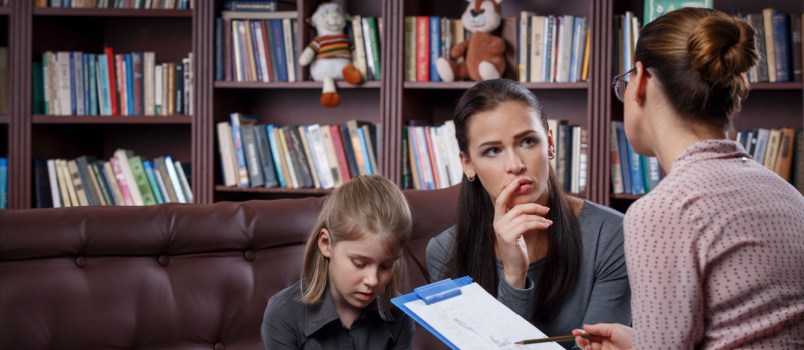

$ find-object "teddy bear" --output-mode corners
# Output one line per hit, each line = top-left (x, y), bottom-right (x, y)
(435, 0), (506, 82)
(298, 2), (363, 108)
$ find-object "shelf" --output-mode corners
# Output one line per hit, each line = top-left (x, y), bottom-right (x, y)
(750, 82), (804, 90)
(403, 81), (590, 90)
(33, 8), (192, 17)
(215, 185), (332, 195)
(0, 115), (8, 124)
(214, 81), (383, 89)
(32, 115), (192, 124)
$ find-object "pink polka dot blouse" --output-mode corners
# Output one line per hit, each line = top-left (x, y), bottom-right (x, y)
(624, 139), (804, 349)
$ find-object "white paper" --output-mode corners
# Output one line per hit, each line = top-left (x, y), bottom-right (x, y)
(406, 283), (564, 350)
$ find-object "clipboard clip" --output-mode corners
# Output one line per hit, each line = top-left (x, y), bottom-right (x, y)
(414, 277), (472, 305)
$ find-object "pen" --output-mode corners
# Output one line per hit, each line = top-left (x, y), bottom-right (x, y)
(515, 333), (598, 344)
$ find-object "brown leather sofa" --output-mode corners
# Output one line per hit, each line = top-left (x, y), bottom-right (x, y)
(0, 186), (459, 350)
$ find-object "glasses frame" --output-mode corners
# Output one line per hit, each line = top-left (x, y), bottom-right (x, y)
(612, 68), (635, 103)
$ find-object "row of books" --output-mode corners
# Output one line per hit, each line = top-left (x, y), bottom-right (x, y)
(403, 16), (466, 82)
(216, 12), (298, 83)
(609, 121), (663, 195)
(745, 10), (803, 83)
(516, 13), (590, 83)
(33, 150), (193, 209)
(217, 114), (379, 189)
(401, 120), (588, 194)
(345, 15), (383, 82)
(735, 127), (804, 185)
(0, 157), (6, 209)
(613, 11), (640, 77)
(35, 0), (193, 9)
(33, 50), (193, 116)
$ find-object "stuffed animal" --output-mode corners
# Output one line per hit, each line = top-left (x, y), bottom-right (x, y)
(299, 2), (363, 108)
(436, 0), (506, 82)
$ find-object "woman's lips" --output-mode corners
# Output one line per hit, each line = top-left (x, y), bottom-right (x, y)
(356, 292), (373, 301)
(514, 178), (532, 194)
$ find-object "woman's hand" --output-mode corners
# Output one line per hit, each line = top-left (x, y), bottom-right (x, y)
(493, 180), (552, 289)
(573, 323), (634, 350)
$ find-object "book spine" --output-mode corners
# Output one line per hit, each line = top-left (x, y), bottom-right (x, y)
(142, 160), (164, 204)
(366, 17), (382, 81)
(609, 123), (625, 194)
(270, 19), (288, 82)
(164, 155), (187, 203)
(416, 16), (430, 82)
(428, 16), (441, 82)
(90, 161), (114, 206)
(265, 125), (287, 188)
(143, 52), (155, 115)
(128, 156), (157, 205)
(772, 13), (792, 82)
(282, 18), (296, 82)
(329, 125), (352, 182)
(174, 160), (193, 203)
(627, 140), (644, 195)
(614, 123), (632, 194)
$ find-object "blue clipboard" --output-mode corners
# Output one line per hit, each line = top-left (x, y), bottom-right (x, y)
(391, 276), (473, 350)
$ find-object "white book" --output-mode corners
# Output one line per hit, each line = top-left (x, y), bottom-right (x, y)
(519, 11), (535, 82)
(307, 124), (334, 189)
(187, 53), (193, 116)
(442, 121), (464, 186)
(95, 57), (106, 116)
(47, 159), (62, 208)
(282, 18), (296, 83)
(152, 162), (171, 203)
(216, 122), (238, 187)
(113, 149), (144, 206)
(571, 125), (581, 193)
(74, 52), (86, 115)
(556, 15), (574, 83)
(47, 52), (58, 115)
(352, 15), (368, 81)
(318, 125), (343, 187)
(174, 160), (193, 204)
(164, 155), (187, 203)
(183, 57), (190, 115)
(144, 52), (156, 115)
(413, 126), (435, 190)
(529, 15), (546, 83)
(362, 17), (376, 80)
(154, 64), (163, 115)
(253, 21), (270, 82)
(57, 51), (72, 115)
(431, 127), (452, 188)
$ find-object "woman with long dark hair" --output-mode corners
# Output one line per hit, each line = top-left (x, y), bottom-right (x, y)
(426, 79), (631, 348)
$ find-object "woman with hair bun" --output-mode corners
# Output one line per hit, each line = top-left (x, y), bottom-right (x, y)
(573, 7), (804, 350)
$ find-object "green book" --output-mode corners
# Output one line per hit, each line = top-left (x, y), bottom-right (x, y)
(644, 0), (712, 24)
(142, 160), (165, 204)
(33, 61), (45, 115)
(128, 156), (157, 205)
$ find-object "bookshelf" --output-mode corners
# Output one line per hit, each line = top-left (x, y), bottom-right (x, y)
(2, 0), (802, 209)
(603, 0), (804, 212)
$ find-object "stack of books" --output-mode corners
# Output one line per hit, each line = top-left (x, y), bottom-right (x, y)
(33, 50), (193, 116)
(609, 121), (663, 196)
(32, 150), (193, 208)
(34, 0), (193, 9)
(736, 128), (804, 185)
(217, 113), (378, 189)
(745, 9), (803, 83)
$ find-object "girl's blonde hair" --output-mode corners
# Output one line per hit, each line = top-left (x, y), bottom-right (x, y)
(299, 175), (412, 309)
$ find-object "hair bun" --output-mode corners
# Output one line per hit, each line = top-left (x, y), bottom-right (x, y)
(688, 14), (758, 87)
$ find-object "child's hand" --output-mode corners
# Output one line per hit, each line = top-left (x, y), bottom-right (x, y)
(573, 323), (633, 350)
(493, 180), (552, 289)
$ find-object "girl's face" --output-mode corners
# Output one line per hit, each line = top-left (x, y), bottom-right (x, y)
(461, 101), (553, 207)
(318, 229), (399, 320)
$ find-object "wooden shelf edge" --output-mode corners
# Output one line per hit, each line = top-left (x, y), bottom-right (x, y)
(750, 82), (804, 90)
(33, 8), (192, 17)
(214, 81), (382, 89)
(610, 193), (642, 200)
(32, 115), (192, 124)
(403, 81), (590, 90)
(215, 185), (332, 194)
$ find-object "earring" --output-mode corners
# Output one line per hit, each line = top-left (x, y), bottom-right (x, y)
(466, 173), (476, 182)
(548, 147), (555, 160)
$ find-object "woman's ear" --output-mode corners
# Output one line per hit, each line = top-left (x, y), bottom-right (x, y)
(318, 228), (332, 258)
(460, 152), (476, 180)
(633, 61), (649, 105)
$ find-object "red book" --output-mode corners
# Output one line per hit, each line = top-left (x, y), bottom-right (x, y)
(416, 16), (430, 82)
(423, 126), (441, 188)
(104, 47), (118, 115)
(259, 19), (274, 82)
(329, 125), (352, 181)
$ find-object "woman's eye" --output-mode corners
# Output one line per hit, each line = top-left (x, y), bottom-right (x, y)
(522, 137), (538, 147)
(483, 148), (500, 157)
(352, 261), (365, 268)
(380, 264), (394, 270)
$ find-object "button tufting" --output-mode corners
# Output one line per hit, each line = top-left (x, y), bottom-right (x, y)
(243, 250), (255, 261)
(158, 255), (169, 266)
(214, 342), (225, 350)
(75, 256), (87, 268)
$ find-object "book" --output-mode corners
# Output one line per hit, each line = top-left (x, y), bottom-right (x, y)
(221, 0), (277, 12)
(154, 156), (179, 203)
(792, 15), (802, 82)
(297, 125), (321, 188)
(251, 124), (278, 188)
(416, 16), (430, 82)
(101, 161), (123, 206)
(276, 125), (297, 188)
(164, 155), (187, 203)
(230, 112), (257, 187)
(771, 12), (792, 82)
(764, 128), (783, 170)
(626, 137), (645, 195)
(47, 159), (62, 208)
(347, 120), (373, 176)
(613, 122), (632, 194)
(90, 161), (114, 206)
(773, 127), (796, 181)
(428, 16), (441, 82)
(307, 124), (335, 189)
(66, 159), (90, 206)
(318, 125), (344, 187)
(76, 155), (100, 206)
(746, 13), (770, 83)
(270, 18), (288, 81)
(142, 160), (164, 204)
(58, 159), (79, 207)
(363, 16), (382, 81)
(174, 160), (193, 203)
(33, 159), (53, 208)
(609, 122), (625, 194)
(241, 124), (265, 187)
(286, 126), (315, 188)
(329, 125), (352, 183)
(265, 125), (287, 188)
(763, 8), (778, 82)
(216, 121), (238, 187)
(144, 52), (155, 115)
(392, 277), (562, 350)
(644, 0), (712, 24)
(0, 157), (6, 209)
(338, 124), (360, 181)
(114, 149), (144, 206)
(150, 160), (171, 203)
(128, 156), (157, 206)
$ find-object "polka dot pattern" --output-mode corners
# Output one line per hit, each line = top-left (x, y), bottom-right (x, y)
(624, 140), (804, 349)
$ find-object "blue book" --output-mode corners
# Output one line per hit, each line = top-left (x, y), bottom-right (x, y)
(124, 54), (134, 116)
(772, 13), (792, 83)
(87, 54), (98, 116)
(97, 54), (112, 116)
(249, 21), (264, 81)
(644, 156), (662, 193)
(82, 53), (90, 114)
(100, 162), (119, 206)
(69, 52), (77, 115)
(569, 17), (583, 82)
(627, 138), (644, 195)
(270, 19), (288, 82)
(0, 157), (7, 209)
(215, 17), (224, 81)
(429, 16), (441, 82)
(614, 123), (632, 194)
(265, 125), (287, 188)
(230, 113), (257, 187)
(356, 127), (373, 175)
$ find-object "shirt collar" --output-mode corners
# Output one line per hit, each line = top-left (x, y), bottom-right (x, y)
(670, 139), (749, 173)
(303, 286), (397, 337)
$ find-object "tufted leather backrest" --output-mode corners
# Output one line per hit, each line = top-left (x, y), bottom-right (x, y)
(0, 186), (459, 350)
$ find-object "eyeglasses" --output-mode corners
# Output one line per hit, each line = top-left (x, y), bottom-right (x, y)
(612, 68), (634, 102)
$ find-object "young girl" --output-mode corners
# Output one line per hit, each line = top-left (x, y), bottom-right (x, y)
(261, 175), (415, 350)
